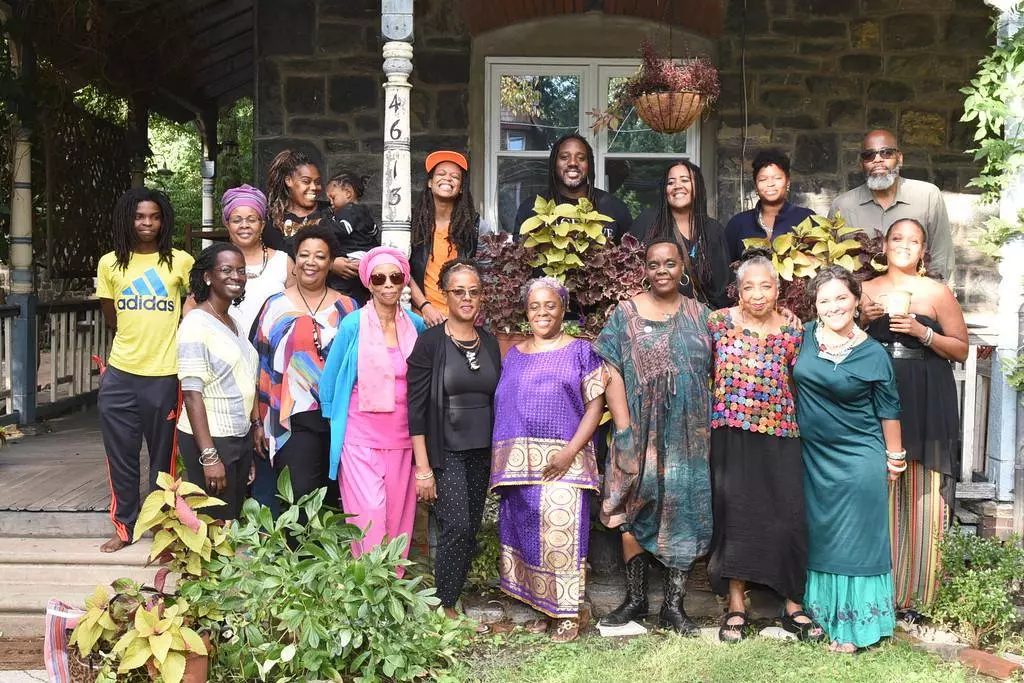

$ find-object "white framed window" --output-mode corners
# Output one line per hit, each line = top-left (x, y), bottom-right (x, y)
(485, 57), (701, 234)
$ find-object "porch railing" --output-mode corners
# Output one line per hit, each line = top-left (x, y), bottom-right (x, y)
(953, 331), (998, 498)
(0, 304), (18, 415)
(38, 300), (110, 409)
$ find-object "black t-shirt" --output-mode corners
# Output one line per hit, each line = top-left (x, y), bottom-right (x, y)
(512, 187), (634, 241)
(263, 203), (330, 258)
(442, 338), (499, 452)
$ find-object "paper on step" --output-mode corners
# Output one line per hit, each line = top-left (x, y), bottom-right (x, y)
(596, 620), (648, 637)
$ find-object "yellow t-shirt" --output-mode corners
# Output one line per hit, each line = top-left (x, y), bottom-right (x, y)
(423, 226), (454, 316)
(96, 249), (194, 376)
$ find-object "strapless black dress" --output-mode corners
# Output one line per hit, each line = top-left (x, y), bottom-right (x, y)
(865, 315), (960, 501)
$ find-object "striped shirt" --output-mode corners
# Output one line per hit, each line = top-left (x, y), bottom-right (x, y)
(177, 309), (259, 438)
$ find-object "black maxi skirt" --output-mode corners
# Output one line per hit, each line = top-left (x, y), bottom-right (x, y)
(708, 427), (808, 602)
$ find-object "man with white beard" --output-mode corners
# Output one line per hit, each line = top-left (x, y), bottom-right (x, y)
(829, 129), (954, 281)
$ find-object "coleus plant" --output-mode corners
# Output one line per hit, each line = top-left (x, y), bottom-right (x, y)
(519, 196), (611, 278)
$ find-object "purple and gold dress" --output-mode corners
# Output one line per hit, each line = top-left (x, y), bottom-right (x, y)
(490, 339), (605, 618)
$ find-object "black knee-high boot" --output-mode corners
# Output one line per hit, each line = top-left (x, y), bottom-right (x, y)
(601, 554), (649, 626)
(659, 567), (699, 636)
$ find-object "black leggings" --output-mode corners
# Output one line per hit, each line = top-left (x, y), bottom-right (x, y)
(433, 449), (491, 607)
(272, 411), (339, 512)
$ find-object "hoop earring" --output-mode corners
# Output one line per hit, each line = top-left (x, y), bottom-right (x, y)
(641, 277), (651, 291)
(679, 272), (691, 288)
(870, 253), (889, 273)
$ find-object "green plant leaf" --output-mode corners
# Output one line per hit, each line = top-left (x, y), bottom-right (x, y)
(150, 630), (173, 663)
(160, 651), (187, 683)
(520, 215), (545, 234)
(277, 467), (294, 504)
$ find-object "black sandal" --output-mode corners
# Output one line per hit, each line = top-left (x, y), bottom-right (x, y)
(719, 611), (748, 643)
(781, 609), (826, 643)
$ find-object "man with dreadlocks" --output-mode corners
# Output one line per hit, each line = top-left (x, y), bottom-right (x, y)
(511, 133), (633, 242)
(96, 188), (194, 553)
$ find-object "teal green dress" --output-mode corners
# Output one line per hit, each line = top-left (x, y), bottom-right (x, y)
(793, 322), (900, 647)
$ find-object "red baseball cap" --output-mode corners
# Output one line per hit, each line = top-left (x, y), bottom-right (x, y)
(425, 150), (469, 173)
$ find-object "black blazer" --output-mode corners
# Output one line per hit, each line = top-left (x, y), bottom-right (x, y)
(406, 324), (501, 469)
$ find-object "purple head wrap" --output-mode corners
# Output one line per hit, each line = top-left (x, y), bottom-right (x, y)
(221, 184), (267, 224)
(523, 276), (569, 309)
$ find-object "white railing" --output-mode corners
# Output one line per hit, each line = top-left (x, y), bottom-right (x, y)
(954, 331), (998, 492)
(39, 300), (111, 405)
(0, 305), (17, 415)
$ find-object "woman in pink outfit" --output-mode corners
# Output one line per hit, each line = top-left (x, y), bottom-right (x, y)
(319, 247), (426, 568)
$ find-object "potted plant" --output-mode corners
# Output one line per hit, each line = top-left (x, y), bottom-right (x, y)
(740, 213), (872, 322)
(590, 39), (720, 134)
(478, 198), (646, 343)
(67, 474), (230, 683)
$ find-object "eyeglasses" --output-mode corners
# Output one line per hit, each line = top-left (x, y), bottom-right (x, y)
(228, 216), (263, 226)
(370, 272), (405, 286)
(859, 147), (899, 162)
(446, 288), (481, 300)
(213, 266), (247, 277)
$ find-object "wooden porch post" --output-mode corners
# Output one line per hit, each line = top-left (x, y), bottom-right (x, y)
(381, 0), (414, 256)
(3, 9), (38, 425)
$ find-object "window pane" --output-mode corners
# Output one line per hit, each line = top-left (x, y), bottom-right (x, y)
(496, 157), (550, 233)
(500, 75), (580, 152)
(606, 77), (691, 154)
(606, 158), (682, 219)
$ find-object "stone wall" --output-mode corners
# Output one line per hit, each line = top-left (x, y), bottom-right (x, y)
(715, 0), (996, 309)
(255, 0), (999, 312)
(255, 0), (470, 219)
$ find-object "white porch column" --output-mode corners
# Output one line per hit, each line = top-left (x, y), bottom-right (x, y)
(381, 0), (414, 256)
(983, 1), (1024, 505)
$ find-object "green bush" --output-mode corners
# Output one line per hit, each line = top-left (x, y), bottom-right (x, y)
(929, 527), (1024, 648)
(176, 471), (471, 682)
(467, 494), (501, 589)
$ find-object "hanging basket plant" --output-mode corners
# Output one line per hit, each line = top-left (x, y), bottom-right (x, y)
(590, 40), (720, 135)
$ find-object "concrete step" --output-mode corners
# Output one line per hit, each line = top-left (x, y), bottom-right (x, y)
(0, 537), (166, 638)
(0, 536), (153, 565)
(0, 511), (113, 538)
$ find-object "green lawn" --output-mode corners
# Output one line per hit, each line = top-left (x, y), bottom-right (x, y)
(447, 632), (991, 683)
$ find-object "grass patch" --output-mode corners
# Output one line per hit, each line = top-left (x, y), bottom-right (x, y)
(450, 632), (985, 683)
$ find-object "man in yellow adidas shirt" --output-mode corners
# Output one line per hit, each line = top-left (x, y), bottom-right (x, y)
(96, 188), (194, 552)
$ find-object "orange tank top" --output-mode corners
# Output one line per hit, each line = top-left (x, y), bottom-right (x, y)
(423, 225), (454, 316)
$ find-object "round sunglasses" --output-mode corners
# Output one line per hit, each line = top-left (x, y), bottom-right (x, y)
(370, 271), (406, 286)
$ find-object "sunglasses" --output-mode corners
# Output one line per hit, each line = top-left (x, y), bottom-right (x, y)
(370, 272), (405, 286)
(446, 288), (481, 300)
(859, 147), (899, 162)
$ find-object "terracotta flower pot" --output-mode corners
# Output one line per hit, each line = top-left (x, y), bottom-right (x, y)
(145, 633), (211, 683)
(495, 331), (530, 358)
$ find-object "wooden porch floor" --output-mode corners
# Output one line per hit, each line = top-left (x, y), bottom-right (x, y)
(0, 408), (119, 513)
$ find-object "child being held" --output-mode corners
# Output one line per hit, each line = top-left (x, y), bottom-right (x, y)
(323, 170), (379, 304)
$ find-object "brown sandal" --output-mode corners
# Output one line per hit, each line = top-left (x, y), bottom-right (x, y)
(524, 618), (548, 633)
(551, 618), (580, 643)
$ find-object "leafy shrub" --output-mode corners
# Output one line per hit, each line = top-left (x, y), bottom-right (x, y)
(929, 528), (1024, 648)
(467, 495), (501, 589)
(177, 471), (471, 682)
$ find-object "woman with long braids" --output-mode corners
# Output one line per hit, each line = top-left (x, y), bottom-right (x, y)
(263, 149), (327, 254)
(628, 161), (733, 309)
(96, 188), (194, 552)
(319, 247), (426, 568)
(408, 151), (489, 327)
(252, 224), (359, 512)
(596, 239), (713, 636)
(177, 243), (261, 521)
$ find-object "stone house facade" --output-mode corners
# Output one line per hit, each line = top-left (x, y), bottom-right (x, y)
(255, 0), (996, 313)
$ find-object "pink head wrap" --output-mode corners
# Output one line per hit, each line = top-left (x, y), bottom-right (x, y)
(221, 184), (267, 224)
(358, 246), (410, 289)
